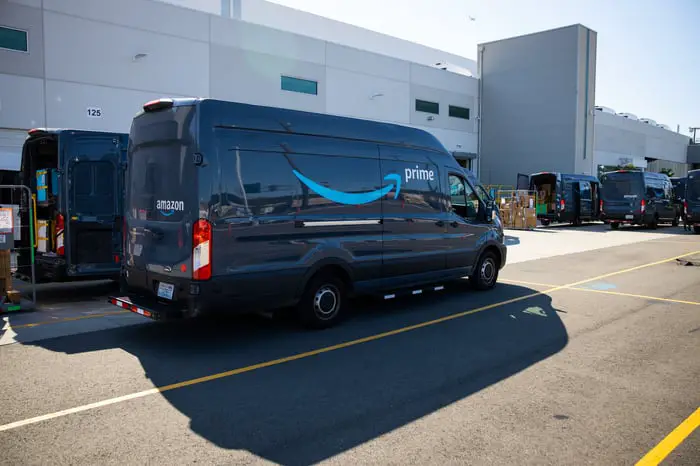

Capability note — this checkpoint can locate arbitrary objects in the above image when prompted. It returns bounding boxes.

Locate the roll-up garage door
[0,129,26,171]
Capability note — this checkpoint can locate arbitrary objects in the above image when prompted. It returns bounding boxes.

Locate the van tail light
[560,199,565,211]
[599,199,604,214]
[192,219,212,281]
[55,213,65,256]
[684,200,688,215]
[640,199,646,214]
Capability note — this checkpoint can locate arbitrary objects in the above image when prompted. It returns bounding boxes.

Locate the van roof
[530,172,599,182]
[141,98,451,155]
[26,128,127,139]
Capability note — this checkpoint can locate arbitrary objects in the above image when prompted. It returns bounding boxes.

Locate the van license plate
[157,282,175,300]
[625,214,634,219]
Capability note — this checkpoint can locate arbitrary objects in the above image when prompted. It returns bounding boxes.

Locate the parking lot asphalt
[0,226,698,465]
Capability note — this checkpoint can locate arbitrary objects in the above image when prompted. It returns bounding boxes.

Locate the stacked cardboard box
[499,190,538,229]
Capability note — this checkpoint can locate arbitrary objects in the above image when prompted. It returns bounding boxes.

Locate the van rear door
[124,104,198,299]
[601,172,645,217]
[687,173,700,217]
[65,134,123,276]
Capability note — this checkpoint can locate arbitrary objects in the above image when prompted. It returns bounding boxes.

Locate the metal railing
[0,184,36,306]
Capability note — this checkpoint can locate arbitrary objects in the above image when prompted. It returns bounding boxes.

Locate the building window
[449,105,470,120]
[281,76,318,95]
[0,26,28,53]
[415,99,439,115]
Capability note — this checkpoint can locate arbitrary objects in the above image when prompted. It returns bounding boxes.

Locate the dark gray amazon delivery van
[109,98,506,329]
[685,169,700,233]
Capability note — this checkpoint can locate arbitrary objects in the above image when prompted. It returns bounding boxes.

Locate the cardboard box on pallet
[524,207,537,229]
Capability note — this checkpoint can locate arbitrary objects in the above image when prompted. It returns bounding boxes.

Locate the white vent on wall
[617,112,639,120]
[594,105,616,114]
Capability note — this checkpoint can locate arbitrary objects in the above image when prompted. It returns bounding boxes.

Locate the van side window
[646,179,665,200]
[215,149,301,219]
[448,174,478,219]
[381,156,442,214]
[580,181,591,200]
[663,181,673,200]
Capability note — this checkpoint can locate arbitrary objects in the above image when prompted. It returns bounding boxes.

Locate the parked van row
[516,169,695,231]
[13,98,506,329]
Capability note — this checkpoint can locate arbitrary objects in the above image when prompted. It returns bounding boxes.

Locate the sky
[266,0,699,137]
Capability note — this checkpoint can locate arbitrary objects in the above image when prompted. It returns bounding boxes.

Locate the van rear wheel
[470,251,499,291]
[610,223,620,230]
[297,273,347,329]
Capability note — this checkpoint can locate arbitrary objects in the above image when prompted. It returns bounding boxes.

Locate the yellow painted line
[0,249,698,433]
[541,250,700,292]
[575,289,700,306]
[502,278,700,306]
[9,310,131,330]
[635,407,700,466]
[500,278,562,288]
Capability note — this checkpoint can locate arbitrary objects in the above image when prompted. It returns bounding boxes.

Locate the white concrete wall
[236,0,478,76]
[0,0,478,169]
[594,110,690,170]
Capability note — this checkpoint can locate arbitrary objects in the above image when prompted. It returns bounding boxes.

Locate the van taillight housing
[55,213,65,256]
[192,219,212,281]
[599,199,604,214]
[640,199,646,213]
[684,200,688,215]
[560,199,565,211]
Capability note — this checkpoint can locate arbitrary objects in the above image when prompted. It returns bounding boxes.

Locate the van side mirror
[481,199,495,222]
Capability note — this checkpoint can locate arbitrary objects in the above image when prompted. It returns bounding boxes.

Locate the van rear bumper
[601,213,648,224]
[107,296,188,320]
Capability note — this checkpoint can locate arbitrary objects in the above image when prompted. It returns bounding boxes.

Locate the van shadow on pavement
[20,282,568,465]
[538,222,691,235]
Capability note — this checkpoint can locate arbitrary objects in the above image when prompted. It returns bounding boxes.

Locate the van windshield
[601,172,643,201]
[127,109,196,222]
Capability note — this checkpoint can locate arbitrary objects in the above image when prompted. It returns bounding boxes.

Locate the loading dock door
[0,129,26,171]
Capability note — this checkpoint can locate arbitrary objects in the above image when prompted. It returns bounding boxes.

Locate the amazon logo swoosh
[292,170,401,205]
[159,210,175,217]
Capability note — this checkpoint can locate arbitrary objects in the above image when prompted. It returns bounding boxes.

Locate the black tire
[647,217,658,229]
[296,273,347,329]
[541,219,551,226]
[694,225,700,234]
[610,222,620,230]
[671,216,679,227]
[470,251,500,291]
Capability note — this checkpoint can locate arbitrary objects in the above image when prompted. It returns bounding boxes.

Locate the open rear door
[64,134,122,277]
[516,173,530,190]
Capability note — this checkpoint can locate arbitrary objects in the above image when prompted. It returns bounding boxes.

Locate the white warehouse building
[0,0,692,182]
[0,0,478,172]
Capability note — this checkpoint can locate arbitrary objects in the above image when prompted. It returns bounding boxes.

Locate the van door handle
[435,220,445,227]
[450,221,459,228]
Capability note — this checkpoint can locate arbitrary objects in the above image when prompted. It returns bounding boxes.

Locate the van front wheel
[470,251,499,291]
[297,273,347,329]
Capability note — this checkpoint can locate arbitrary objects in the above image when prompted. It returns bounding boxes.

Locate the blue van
[518,172,601,226]
[17,129,127,282]
[685,169,700,233]
[600,170,679,229]
[110,98,506,328]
